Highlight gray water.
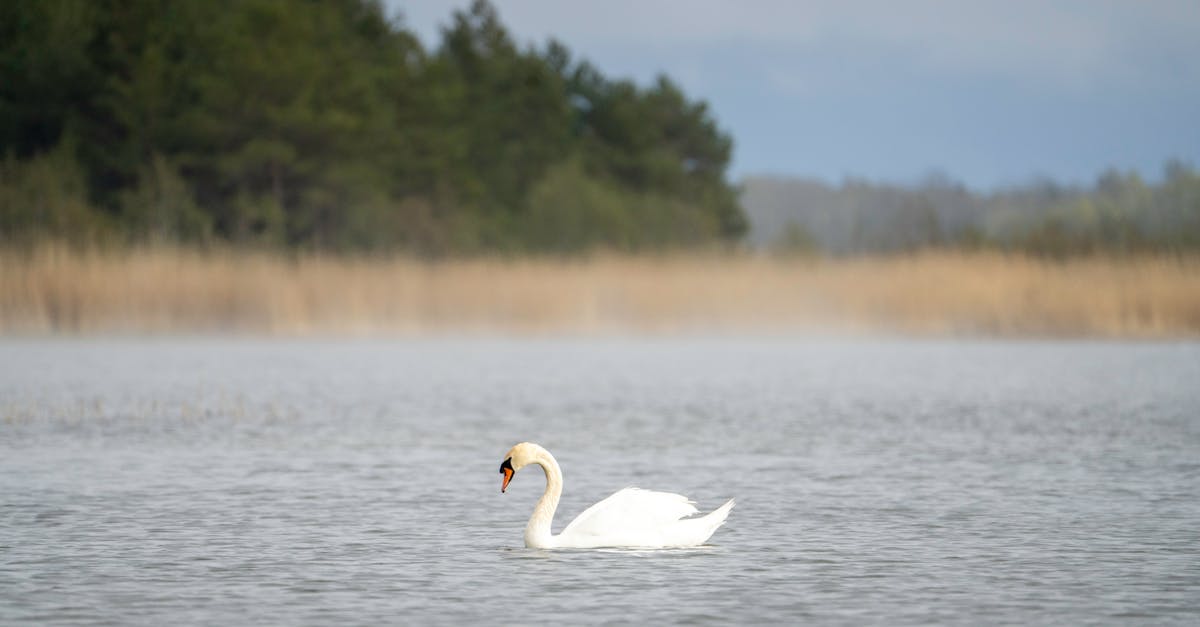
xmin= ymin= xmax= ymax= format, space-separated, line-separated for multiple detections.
xmin=2 ymin=337 xmax=1198 ymax=625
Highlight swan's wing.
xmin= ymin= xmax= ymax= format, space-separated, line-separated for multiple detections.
xmin=561 ymin=487 xmax=700 ymax=537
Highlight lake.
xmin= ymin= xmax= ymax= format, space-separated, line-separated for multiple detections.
xmin=2 ymin=337 xmax=1198 ymax=624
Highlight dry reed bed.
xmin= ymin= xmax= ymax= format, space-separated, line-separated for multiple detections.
xmin=2 ymin=245 xmax=1199 ymax=337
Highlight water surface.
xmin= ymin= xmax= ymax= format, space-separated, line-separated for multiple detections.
xmin=2 ymin=337 xmax=1198 ymax=624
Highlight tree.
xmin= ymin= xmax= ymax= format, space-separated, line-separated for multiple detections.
xmin=0 ymin=0 xmax=748 ymax=254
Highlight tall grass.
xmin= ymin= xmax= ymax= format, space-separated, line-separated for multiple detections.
xmin=2 ymin=244 xmax=1198 ymax=337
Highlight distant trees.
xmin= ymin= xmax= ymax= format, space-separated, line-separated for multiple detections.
xmin=0 ymin=0 xmax=745 ymax=253
xmin=743 ymin=164 xmax=1200 ymax=257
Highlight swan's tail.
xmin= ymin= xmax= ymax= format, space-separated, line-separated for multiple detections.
xmin=676 ymin=498 xmax=735 ymax=546
xmin=707 ymin=498 xmax=736 ymax=530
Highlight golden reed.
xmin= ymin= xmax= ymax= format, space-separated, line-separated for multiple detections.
xmin=2 ymin=244 xmax=1198 ymax=337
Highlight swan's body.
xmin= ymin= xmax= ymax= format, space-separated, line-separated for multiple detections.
xmin=499 ymin=442 xmax=734 ymax=549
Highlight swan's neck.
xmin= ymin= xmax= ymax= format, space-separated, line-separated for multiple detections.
xmin=524 ymin=451 xmax=563 ymax=549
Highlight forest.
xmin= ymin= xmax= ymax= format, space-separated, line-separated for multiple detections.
xmin=2 ymin=0 xmax=1197 ymax=258
xmin=743 ymin=165 xmax=1200 ymax=257
xmin=1 ymin=0 xmax=744 ymax=254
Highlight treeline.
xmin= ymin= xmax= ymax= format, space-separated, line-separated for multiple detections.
xmin=0 ymin=0 xmax=744 ymax=254
xmin=743 ymin=164 xmax=1200 ymax=257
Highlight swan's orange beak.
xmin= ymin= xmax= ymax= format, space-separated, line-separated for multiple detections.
xmin=500 ymin=457 xmax=514 ymax=493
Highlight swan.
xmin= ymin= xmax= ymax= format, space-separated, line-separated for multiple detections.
xmin=498 ymin=442 xmax=735 ymax=549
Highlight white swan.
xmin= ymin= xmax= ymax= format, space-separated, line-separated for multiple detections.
xmin=498 ymin=442 xmax=735 ymax=549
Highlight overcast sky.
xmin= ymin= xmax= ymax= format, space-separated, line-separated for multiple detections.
xmin=390 ymin=1 xmax=1200 ymax=189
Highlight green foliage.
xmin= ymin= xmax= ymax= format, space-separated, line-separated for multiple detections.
xmin=0 ymin=0 xmax=745 ymax=254
xmin=0 ymin=0 xmax=100 ymax=158
xmin=1008 ymin=168 xmax=1198 ymax=257
xmin=0 ymin=139 xmax=111 ymax=245
xmin=119 ymin=154 xmax=210 ymax=243
xmin=525 ymin=159 xmax=722 ymax=252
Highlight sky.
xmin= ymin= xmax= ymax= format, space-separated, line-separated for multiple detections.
xmin=390 ymin=1 xmax=1200 ymax=189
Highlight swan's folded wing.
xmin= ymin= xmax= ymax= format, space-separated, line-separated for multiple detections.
xmin=561 ymin=487 xmax=700 ymax=537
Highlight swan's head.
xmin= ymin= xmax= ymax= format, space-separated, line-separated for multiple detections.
xmin=499 ymin=442 xmax=545 ymax=493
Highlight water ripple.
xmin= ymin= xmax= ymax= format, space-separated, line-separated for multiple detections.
xmin=1 ymin=337 xmax=1198 ymax=624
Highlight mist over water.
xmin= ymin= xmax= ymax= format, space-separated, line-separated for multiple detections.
xmin=2 ymin=338 xmax=1198 ymax=624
